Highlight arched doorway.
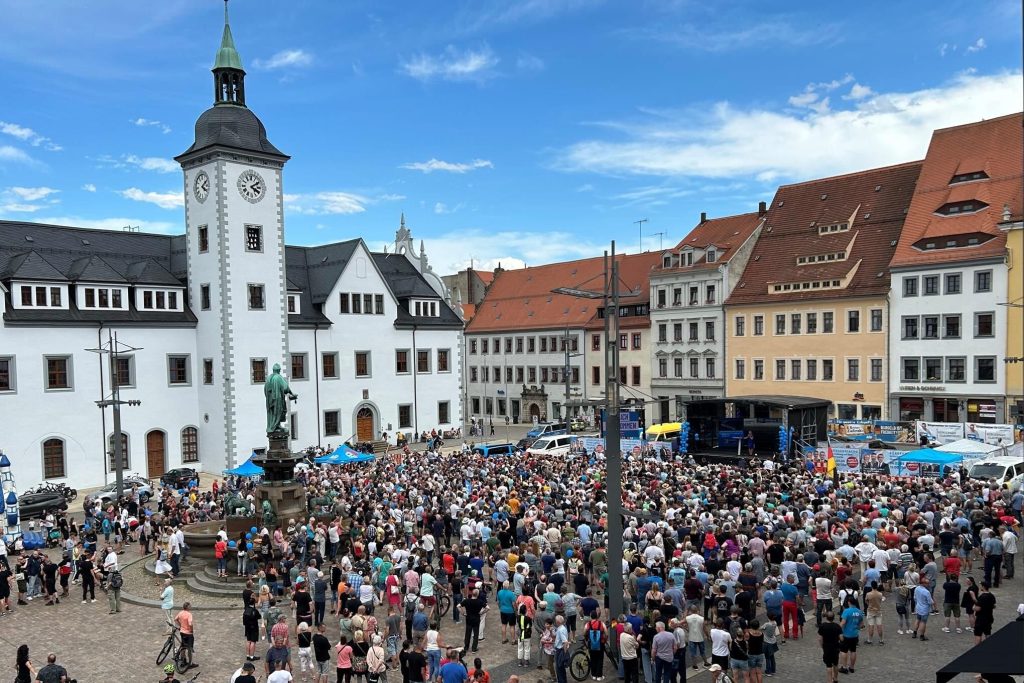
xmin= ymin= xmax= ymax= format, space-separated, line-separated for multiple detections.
xmin=355 ymin=407 xmax=375 ymax=442
xmin=529 ymin=403 xmax=541 ymax=421
xmin=146 ymin=430 xmax=166 ymax=478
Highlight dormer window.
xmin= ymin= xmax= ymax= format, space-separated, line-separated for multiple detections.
xmin=706 ymin=248 xmax=717 ymax=263
xmin=287 ymin=293 xmax=300 ymax=315
xmin=936 ymin=200 xmax=987 ymax=216
xmin=16 ymin=284 xmax=65 ymax=309
xmin=950 ymin=170 xmax=988 ymax=184
xmin=817 ymin=222 xmax=850 ymax=235
xmin=412 ymin=299 xmax=439 ymax=317
xmin=80 ymin=286 xmax=127 ymax=311
xmin=681 ymin=251 xmax=693 ymax=266
xmin=136 ymin=288 xmax=183 ymax=312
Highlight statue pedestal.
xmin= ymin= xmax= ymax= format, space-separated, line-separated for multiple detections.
xmin=251 ymin=432 xmax=307 ymax=526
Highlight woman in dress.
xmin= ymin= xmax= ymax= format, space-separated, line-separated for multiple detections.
xmin=14 ymin=644 xmax=35 ymax=683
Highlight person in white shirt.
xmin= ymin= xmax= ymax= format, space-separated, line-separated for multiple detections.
xmin=684 ymin=606 xmax=709 ymax=668
xmin=854 ymin=540 xmax=878 ymax=577
xmin=709 ymin=619 xmax=731 ymax=670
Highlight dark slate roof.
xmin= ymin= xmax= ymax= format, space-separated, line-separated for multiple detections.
xmin=3 ymin=251 xmax=65 ymax=281
xmin=176 ymin=105 xmax=287 ymax=160
xmin=371 ymin=253 xmax=463 ymax=329
xmin=67 ymin=256 xmax=127 ymax=283
xmin=283 ymin=245 xmax=332 ymax=328
xmin=3 ymin=304 xmax=197 ymax=327
xmin=288 ymin=240 xmax=360 ymax=305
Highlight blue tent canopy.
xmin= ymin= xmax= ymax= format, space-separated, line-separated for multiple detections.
xmin=893 ymin=451 xmax=963 ymax=466
xmin=224 ymin=454 xmax=265 ymax=477
xmin=315 ymin=444 xmax=375 ymax=465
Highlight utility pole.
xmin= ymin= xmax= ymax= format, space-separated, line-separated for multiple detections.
xmin=87 ymin=331 xmax=143 ymax=498
xmin=634 ymin=218 xmax=648 ymax=251
xmin=605 ymin=242 xmax=625 ymax=622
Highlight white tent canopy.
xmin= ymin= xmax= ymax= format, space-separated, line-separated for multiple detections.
xmin=934 ymin=438 xmax=1003 ymax=456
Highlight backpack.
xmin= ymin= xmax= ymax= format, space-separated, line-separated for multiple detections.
xmin=587 ymin=621 xmax=602 ymax=650
xmin=109 ymin=571 xmax=123 ymax=589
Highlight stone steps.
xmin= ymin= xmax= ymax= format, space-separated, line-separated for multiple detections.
xmin=142 ymin=557 xmax=203 ymax=580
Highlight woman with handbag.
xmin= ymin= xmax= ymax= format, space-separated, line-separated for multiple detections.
xmin=366 ymin=634 xmax=388 ymax=683
xmin=350 ymin=630 xmax=370 ymax=683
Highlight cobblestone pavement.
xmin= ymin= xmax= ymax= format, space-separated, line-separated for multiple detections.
xmin=1 ymin=549 xmax=1020 ymax=683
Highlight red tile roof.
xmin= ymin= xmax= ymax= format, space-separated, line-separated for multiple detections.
xmin=466 ymin=251 xmax=661 ymax=333
xmin=476 ymin=270 xmax=496 ymax=286
xmin=891 ymin=113 xmax=1022 ymax=268
xmin=726 ymin=161 xmax=922 ymax=305
xmin=461 ymin=303 xmax=477 ymax=320
xmin=655 ymin=211 xmax=764 ymax=273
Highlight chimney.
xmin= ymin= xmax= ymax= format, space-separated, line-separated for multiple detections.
xmin=700 ymin=211 xmax=707 ymax=224
xmin=758 ymin=201 xmax=767 ymax=216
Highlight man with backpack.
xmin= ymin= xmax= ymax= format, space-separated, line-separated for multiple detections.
xmin=584 ymin=611 xmax=606 ymax=680
xmin=107 ymin=567 xmax=123 ymax=613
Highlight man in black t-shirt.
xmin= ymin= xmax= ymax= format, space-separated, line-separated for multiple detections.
xmin=232 ymin=661 xmax=258 ymax=683
xmin=462 ymin=588 xmax=489 ymax=652
xmin=312 ymin=622 xmax=332 ymax=682
xmin=817 ymin=611 xmax=842 ymax=683
xmin=293 ymin=581 xmax=313 ymax=625
xmin=404 ymin=642 xmax=428 ymax=683
xmin=973 ymin=582 xmax=996 ymax=643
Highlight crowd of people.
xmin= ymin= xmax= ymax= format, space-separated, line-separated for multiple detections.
xmin=2 ymin=438 xmax=1022 ymax=683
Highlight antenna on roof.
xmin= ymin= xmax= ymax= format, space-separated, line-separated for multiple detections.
xmin=650 ymin=231 xmax=666 ymax=251
xmin=122 ymin=225 xmax=139 ymax=232
xmin=634 ymin=218 xmax=648 ymax=251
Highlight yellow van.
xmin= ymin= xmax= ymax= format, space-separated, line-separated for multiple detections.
xmin=645 ymin=422 xmax=682 ymax=442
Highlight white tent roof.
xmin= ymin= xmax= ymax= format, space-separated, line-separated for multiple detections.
xmin=935 ymin=438 xmax=1002 ymax=456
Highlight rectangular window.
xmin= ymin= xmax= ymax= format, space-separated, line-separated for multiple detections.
xmin=790 ymin=314 xmax=801 ymax=335
xmin=753 ymin=359 xmax=764 ymax=380
xmin=351 ymin=294 xmax=362 ymax=314
xmin=592 ymin=366 xmax=601 ymax=385
xmin=822 ymin=359 xmax=834 ymax=381
xmin=395 ymin=349 xmax=410 ymax=374
xmin=45 ymin=356 xmax=71 ymax=390
xmin=515 ymin=367 xmax=524 ymax=383
xmin=438 ymin=401 xmax=450 ymax=425
xmin=287 ymin=294 xmax=298 ymax=314
xmin=902 ymin=357 xmax=920 ymax=381
xmin=903 ymin=277 xmax=918 ymax=297
xmin=112 ymin=356 xmax=133 ymax=388
xmin=806 ymin=359 xmax=817 ymax=380
xmin=790 ymin=359 xmax=801 ymax=380
xmin=541 ymin=367 xmax=549 ymax=383
xmin=870 ymin=308 xmax=883 ymax=332
xmin=322 ymin=352 xmax=338 ymax=379
xmin=505 ymin=366 xmax=513 ymax=383
xmin=975 ymin=356 xmax=996 ymax=382
xmin=156 ymin=291 xmax=165 ymax=309
xmin=806 ymin=312 xmax=817 ymax=334
xmin=469 ymin=366 xmax=478 ymax=382
xmin=706 ymin=285 xmax=716 ymax=304
xmin=775 ymin=359 xmax=786 ymax=380
xmin=753 ymin=315 xmax=764 ymax=336
xmin=437 ymin=349 xmax=450 ymax=373
xmin=592 ymin=334 xmax=601 ymax=350
xmin=527 ymin=337 xmax=536 ymax=353
xmin=689 ymin=287 xmax=698 ymax=305
xmin=631 ymin=333 xmax=641 ymax=350
xmin=923 ymin=275 xmax=939 ymax=295
xmin=469 ymin=339 xmax=477 ymax=354
xmin=0 ymin=356 xmax=13 ymax=392
xmin=515 ymin=337 xmax=524 ymax=353
xmin=339 ymin=293 xmax=350 ymax=314
xmin=847 ymin=358 xmax=859 ymax=382
xmin=657 ymin=289 xmax=666 ymax=307
xmin=112 ymin=289 xmax=122 ymax=308
xmin=203 ymin=358 xmax=214 ymax=385
xmin=870 ymin=358 xmax=883 ymax=382
xmin=200 ymin=284 xmax=211 ymax=310
xmin=247 ymin=284 xmax=265 ymax=310
xmin=324 ymin=410 xmax=340 ymax=436
xmin=528 ymin=367 xmax=536 ymax=383
xmin=658 ymin=325 xmax=667 ymax=343
xmin=143 ymin=290 xmax=153 ymax=309
xmin=705 ymin=322 xmax=715 ymax=341
xmin=251 ymin=358 xmax=267 ymax=383
xmin=363 ymin=294 xmax=373 ymax=315
xmin=847 ymin=310 xmax=860 ymax=333
xmin=823 ymin=311 xmax=834 ymax=333
xmin=923 ymin=315 xmax=939 ymax=339
xmin=398 ymin=405 xmax=412 ymax=429
xmin=198 ymin=225 xmax=209 ymax=253
xmin=735 ymin=316 xmax=745 ymax=337
xmin=705 ymin=358 xmax=715 ymax=378
xmin=505 ymin=337 xmax=513 ymax=353
xmin=471 ymin=398 xmax=480 ymax=415
xmin=690 ymin=358 xmax=699 ymax=378
xmin=245 ymin=224 xmax=263 ymax=252
xmin=903 ymin=316 xmax=919 ymax=339
xmin=417 ymin=349 xmax=430 ymax=373
xmin=631 ymin=366 xmax=641 ymax=386
xmin=944 ymin=273 xmax=961 ymax=295
xmin=42 ymin=439 xmax=65 ymax=479
xmin=735 ymin=359 xmax=745 ymax=379
xmin=775 ymin=314 xmax=786 ymax=335
xmin=943 ymin=314 xmax=961 ymax=338
xmin=975 ymin=270 xmax=992 ymax=293
xmin=167 ymin=355 xmax=190 ymax=385
xmin=673 ymin=323 xmax=682 ymax=342
xmin=974 ymin=312 xmax=994 ymax=337
xmin=20 ymin=286 xmax=30 ymax=306
xmin=50 ymin=287 xmax=61 ymax=307
xmin=947 ymin=357 xmax=966 ymax=382
xmin=619 ymin=334 xmax=628 ymax=350
xmin=672 ymin=288 xmax=682 ymax=306
xmin=924 ymin=357 xmax=943 ymax=382
xmin=375 ymin=294 xmax=385 ymax=314
xmin=540 ymin=337 xmax=547 ymax=353
xmin=290 ymin=353 xmax=307 ymax=380
xmin=674 ymin=357 xmax=682 ymax=377
xmin=571 ymin=367 xmax=580 ymax=384
xmin=689 ymin=322 xmax=698 ymax=341
xmin=84 ymin=288 xmax=95 ymax=308
xmin=355 ymin=351 xmax=370 ymax=377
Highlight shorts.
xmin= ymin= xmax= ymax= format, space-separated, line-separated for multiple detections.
xmin=298 ymin=647 xmax=313 ymax=672
xmin=316 ymin=660 xmax=331 ymax=675
xmin=245 ymin=625 xmax=259 ymax=643
xmin=421 ymin=595 xmax=436 ymax=606
xmin=711 ymin=654 xmax=729 ymax=669
xmin=896 ymin=605 xmax=908 ymax=616
xmin=822 ymin=649 xmax=840 ymax=667
xmin=974 ymin=620 xmax=992 ymax=637
xmin=839 ymin=637 xmax=857 ymax=653
xmin=865 ymin=614 xmax=882 ymax=626
xmin=943 ymin=603 xmax=961 ymax=618
xmin=501 ymin=612 xmax=516 ymax=626
xmin=730 ymin=658 xmax=750 ymax=671
xmin=915 ymin=612 xmax=929 ymax=623
xmin=747 ymin=654 xmax=764 ymax=670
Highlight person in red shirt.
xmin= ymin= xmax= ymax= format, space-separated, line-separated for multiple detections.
xmin=943 ymin=554 xmax=962 ymax=580
xmin=214 ymin=538 xmax=228 ymax=578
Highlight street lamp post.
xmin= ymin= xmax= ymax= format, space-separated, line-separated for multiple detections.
xmin=87 ymin=331 xmax=143 ymax=497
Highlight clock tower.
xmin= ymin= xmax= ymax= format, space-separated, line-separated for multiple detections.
xmin=174 ymin=1 xmax=291 ymax=470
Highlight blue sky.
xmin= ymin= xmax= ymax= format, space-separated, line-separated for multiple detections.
xmin=0 ymin=0 xmax=1021 ymax=273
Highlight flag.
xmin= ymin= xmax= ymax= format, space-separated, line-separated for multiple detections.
xmin=826 ymin=437 xmax=837 ymax=477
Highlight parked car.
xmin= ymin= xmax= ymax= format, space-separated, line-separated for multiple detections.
xmin=472 ymin=443 xmax=516 ymax=458
xmin=18 ymin=489 xmax=69 ymax=520
xmin=516 ymin=437 xmax=537 ymax=451
xmin=569 ymin=418 xmax=588 ymax=432
xmin=160 ymin=467 xmax=198 ymax=489
xmin=90 ymin=475 xmax=154 ymax=506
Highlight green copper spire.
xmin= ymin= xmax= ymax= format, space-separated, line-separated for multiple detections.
xmin=213 ymin=0 xmax=243 ymax=71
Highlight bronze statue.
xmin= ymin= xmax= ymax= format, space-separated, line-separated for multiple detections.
xmin=264 ymin=363 xmax=298 ymax=435
xmin=261 ymin=499 xmax=277 ymax=528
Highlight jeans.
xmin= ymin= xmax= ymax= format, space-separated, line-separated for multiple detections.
xmin=764 ymin=642 xmax=778 ymax=675
xmin=1005 ymin=552 xmax=1016 ymax=578
xmin=108 ymin=588 xmax=121 ymax=612
xmin=589 ymin=647 xmax=604 ymax=679
xmin=314 ymin=601 xmax=326 ymax=626
xmin=654 ymin=658 xmax=674 ymax=683
xmin=815 ymin=598 xmax=832 ymax=626
xmin=427 ymin=649 xmax=442 ymax=680
xmin=170 ymin=553 xmax=181 ymax=577
xmin=687 ymin=641 xmax=705 ymax=664
xmin=26 ymin=575 xmax=41 ymax=597
xmin=984 ymin=555 xmax=1003 ymax=587
xmin=641 ymin=649 xmax=653 ymax=683
xmin=555 ymin=649 xmax=569 ymax=683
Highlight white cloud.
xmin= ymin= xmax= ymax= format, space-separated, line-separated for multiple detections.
xmin=131 ymin=117 xmax=171 ymax=134
xmin=285 ymin=192 xmax=370 ymax=215
xmin=555 ymin=70 xmax=1024 ymax=182
xmin=400 ymin=45 xmax=499 ymax=82
xmin=401 ymin=158 xmax=494 ymax=173
xmin=940 ymin=43 xmax=955 ymax=57
xmin=82 ymin=183 xmax=97 ymax=192
xmin=253 ymin=49 xmax=314 ymax=70
xmin=434 ymin=202 xmax=449 ymax=214
xmin=844 ymin=83 xmax=874 ymax=100
xmin=99 ymin=154 xmax=177 ymax=173
xmin=459 ymin=0 xmax=595 ymax=32
xmin=120 ymin=187 xmax=184 ymax=209
xmin=0 ymin=120 xmax=61 ymax=150
xmin=7 ymin=186 xmax=58 ymax=201
xmin=966 ymin=38 xmax=987 ymax=53
xmin=30 ymin=215 xmax=177 ymax=234
xmin=628 ymin=20 xmax=842 ymax=53
xmin=1 ymin=203 xmax=43 ymax=213
xmin=433 ymin=202 xmax=466 ymax=215
xmin=379 ymin=193 xmax=407 ymax=201
xmin=0 ymin=145 xmax=33 ymax=164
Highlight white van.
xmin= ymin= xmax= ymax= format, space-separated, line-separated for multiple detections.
xmin=526 ymin=434 xmax=573 ymax=457
xmin=967 ymin=456 xmax=1024 ymax=490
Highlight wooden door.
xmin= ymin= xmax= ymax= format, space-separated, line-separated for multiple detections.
xmin=529 ymin=403 xmax=541 ymax=420
xmin=146 ymin=430 xmax=166 ymax=478
xmin=356 ymin=407 xmax=374 ymax=442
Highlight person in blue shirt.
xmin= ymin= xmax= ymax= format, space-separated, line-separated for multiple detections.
xmin=763 ymin=581 xmax=783 ymax=626
xmin=438 ymin=652 xmax=468 ymax=683
xmin=779 ymin=576 xmax=801 ymax=640
xmin=497 ymin=581 xmax=517 ymax=644
xmin=913 ymin=577 xmax=935 ymax=641
xmin=838 ymin=603 xmax=862 ymax=674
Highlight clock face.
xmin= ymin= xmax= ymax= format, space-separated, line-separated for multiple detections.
xmin=236 ymin=169 xmax=266 ymax=203
xmin=193 ymin=171 xmax=210 ymax=203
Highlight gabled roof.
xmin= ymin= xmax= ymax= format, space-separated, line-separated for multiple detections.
xmin=891 ymin=112 xmax=1021 ymax=269
xmin=3 ymin=251 xmax=65 ymax=281
xmin=289 ymin=239 xmax=360 ymax=305
xmin=727 ymin=161 xmax=922 ymax=305
xmin=371 ymin=253 xmax=463 ymax=329
xmin=125 ymin=259 xmax=182 ymax=286
xmin=466 ymin=251 xmax=660 ymax=333
xmin=67 ymin=255 xmax=128 ymax=283
xmin=656 ymin=210 xmax=763 ymax=274
xmin=476 ymin=270 xmax=496 ymax=286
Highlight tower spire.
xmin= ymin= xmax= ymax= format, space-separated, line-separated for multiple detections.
xmin=213 ymin=0 xmax=246 ymax=106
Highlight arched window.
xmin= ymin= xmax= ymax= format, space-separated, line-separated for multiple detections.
xmin=181 ymin=426 xmax=199 ymax=463
xmin=42 ymin=438 xmax=66 ymax=479
xmin=107 ymin=432 xmax=130 ymax=471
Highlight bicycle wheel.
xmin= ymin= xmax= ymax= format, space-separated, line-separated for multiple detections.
xmin=156 ymin=637 xmax=173 ymax=665
xmin=438 ymin=594 xmax=451 ymax=617
xmin=569 ymin=649 xmax=590 ymax=682
xmin=175 ymin=645 xmax=192 ymax=674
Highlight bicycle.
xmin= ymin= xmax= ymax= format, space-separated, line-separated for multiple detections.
xmin=569 ymin=642 xmax=619 ymax=682
xmin=155 ymin=625 xmax=193 ymax=673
